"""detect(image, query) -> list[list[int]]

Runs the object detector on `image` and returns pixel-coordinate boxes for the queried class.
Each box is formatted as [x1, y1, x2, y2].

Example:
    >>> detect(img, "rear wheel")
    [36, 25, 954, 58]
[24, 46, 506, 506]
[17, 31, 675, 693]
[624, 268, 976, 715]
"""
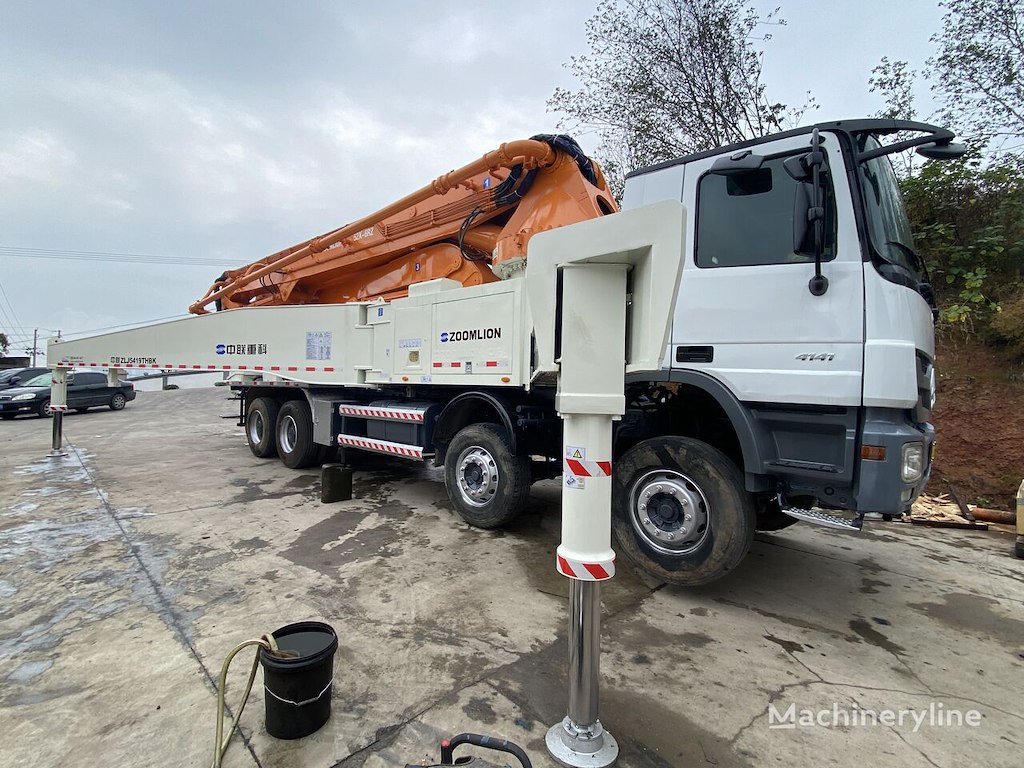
[444, 423, 530, 529]
[276, 400, 320, 469]
[612, 436, 754, 586]
[246, 397, 280, 458]
[109, 392, 127, 411]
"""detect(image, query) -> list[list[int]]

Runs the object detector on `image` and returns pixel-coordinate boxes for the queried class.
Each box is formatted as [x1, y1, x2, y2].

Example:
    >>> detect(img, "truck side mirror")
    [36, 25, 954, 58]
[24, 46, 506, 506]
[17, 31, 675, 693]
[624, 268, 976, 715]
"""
[917, 141, 967, 160]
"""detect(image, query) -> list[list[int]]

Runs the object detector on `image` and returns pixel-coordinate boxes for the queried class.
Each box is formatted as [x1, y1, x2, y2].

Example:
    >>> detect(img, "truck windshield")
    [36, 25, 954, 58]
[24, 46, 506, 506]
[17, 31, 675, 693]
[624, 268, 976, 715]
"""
[858, 137, 921, 282]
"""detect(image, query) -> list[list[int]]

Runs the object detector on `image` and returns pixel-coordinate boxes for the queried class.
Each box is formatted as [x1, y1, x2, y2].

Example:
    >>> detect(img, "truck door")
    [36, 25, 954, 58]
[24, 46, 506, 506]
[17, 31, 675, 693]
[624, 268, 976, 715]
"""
[671, 132, 864, 407]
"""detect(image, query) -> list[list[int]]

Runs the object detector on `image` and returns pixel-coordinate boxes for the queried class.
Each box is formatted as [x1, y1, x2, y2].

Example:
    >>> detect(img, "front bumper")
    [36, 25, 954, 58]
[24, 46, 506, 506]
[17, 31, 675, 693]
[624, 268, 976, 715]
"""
[855, 409, 934, 514]
[0, 401, 41, 416]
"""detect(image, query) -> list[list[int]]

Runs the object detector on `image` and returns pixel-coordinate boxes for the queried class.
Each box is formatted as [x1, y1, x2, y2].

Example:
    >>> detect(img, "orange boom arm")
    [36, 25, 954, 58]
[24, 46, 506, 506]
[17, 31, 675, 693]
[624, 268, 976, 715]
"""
[189, 135, 617, 315]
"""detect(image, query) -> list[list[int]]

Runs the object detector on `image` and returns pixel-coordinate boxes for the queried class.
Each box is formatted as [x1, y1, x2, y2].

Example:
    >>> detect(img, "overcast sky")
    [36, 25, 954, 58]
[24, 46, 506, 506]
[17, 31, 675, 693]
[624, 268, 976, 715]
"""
[0, 0, 948, 360]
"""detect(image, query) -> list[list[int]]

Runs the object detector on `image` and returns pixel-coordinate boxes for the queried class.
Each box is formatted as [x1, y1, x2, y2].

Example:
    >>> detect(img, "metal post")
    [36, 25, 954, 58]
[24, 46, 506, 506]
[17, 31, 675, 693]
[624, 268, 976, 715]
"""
[50, 410, 65, 456]
[567, 579, 601, 726]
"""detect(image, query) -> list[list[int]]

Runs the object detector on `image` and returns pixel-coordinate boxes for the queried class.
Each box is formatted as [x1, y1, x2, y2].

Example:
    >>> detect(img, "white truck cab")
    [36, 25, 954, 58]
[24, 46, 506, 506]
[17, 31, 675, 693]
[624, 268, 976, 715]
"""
[618, 120, 954, 545]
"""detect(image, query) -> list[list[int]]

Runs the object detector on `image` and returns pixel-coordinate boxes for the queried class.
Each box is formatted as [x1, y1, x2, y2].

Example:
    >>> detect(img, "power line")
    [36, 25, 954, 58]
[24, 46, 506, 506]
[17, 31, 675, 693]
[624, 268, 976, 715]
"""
[0, 245, 241, 268]
[0, 280, 22, 333]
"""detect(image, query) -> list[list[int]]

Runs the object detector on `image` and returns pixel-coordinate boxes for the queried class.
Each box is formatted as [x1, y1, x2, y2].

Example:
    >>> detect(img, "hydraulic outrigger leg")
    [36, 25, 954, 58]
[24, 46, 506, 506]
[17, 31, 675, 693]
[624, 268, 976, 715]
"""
[545, 264, 628, 768]
[49, 367, 68, 457]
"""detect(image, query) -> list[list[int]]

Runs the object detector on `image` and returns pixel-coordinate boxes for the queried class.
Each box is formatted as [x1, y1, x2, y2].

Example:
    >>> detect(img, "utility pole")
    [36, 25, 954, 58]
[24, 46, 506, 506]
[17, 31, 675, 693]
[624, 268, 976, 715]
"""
[31, 328, 38, 365]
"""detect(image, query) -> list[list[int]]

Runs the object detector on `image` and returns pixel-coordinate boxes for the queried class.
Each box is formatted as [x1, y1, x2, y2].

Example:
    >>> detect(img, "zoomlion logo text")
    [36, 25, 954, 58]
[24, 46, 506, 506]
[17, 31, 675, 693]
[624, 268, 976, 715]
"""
[440, 328, 502, 343]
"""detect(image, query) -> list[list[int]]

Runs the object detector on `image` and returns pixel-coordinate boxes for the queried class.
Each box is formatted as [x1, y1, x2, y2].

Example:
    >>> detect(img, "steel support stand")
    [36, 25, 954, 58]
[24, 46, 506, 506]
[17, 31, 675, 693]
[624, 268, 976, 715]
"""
[48, 367, 68, 457]
[545, 264, 627, 768]
[49, 410, 66, 456]
[547, 579, 617, 767]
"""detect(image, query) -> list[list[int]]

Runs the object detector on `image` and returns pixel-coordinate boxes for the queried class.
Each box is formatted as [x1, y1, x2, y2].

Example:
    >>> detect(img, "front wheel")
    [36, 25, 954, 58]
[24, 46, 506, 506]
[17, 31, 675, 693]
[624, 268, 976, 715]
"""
[612, 437, 754, 586]
[37, 399, 52, 418]
[444, 424, 531, 529]
[275, 400, 320, 469]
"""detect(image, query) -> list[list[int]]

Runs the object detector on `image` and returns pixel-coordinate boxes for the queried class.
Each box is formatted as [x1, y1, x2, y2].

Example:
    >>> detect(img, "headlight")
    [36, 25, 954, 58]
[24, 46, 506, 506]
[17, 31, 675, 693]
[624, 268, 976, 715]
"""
[12, 393, 36, 401]
[901, 442, 925, 483]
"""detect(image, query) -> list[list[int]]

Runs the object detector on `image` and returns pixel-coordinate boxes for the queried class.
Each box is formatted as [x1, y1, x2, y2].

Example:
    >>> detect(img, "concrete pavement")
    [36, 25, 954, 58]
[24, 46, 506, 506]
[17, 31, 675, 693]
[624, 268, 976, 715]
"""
[1, 387, 1022, 767]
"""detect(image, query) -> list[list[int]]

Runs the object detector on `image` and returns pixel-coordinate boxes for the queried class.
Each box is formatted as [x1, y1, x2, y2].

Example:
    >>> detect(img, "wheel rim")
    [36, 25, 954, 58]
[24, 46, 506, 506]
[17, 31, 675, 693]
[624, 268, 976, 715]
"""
[455, 445, 499, 508]
[113, 394, 125, 408]
[249, 410, 265, 445]
[41, 401, 52, 416]
[279, 414, 298, 454]
[628, 469, 710, 555]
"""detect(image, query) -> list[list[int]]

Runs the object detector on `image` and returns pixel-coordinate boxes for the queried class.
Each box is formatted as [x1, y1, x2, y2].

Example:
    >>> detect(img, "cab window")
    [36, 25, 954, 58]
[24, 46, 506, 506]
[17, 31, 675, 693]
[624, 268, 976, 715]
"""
[696, 154, 836, 268]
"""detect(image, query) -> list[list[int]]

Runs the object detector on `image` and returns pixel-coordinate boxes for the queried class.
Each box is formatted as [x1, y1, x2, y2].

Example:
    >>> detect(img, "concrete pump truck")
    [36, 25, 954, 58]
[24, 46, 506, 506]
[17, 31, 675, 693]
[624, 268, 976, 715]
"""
[48, 121, 965, 586]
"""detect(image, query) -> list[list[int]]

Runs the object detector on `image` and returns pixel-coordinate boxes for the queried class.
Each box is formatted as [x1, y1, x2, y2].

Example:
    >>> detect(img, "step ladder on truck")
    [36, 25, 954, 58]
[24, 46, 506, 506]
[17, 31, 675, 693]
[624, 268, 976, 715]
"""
[48, 121, 965, 589]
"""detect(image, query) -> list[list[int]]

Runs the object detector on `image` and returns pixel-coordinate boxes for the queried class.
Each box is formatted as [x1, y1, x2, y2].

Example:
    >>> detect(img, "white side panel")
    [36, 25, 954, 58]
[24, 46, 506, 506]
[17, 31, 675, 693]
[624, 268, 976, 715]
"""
[862, 264, 933, 408]
[671, 132, 865, 406]
[389, 279, 527, 387]
[49, 304, 374, 386]
[621, 164, 685, 210]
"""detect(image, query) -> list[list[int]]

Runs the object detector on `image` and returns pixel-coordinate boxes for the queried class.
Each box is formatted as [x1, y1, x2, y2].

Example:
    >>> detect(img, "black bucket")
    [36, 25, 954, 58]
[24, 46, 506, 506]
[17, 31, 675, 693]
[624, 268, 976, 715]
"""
[260, 621, 338, 739]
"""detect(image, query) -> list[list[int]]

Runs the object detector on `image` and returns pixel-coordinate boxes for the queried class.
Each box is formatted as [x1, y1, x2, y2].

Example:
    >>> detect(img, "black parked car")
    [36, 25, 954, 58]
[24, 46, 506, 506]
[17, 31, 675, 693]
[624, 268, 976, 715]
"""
[0, 371, 136, 419]
[0, 367, 50, 391]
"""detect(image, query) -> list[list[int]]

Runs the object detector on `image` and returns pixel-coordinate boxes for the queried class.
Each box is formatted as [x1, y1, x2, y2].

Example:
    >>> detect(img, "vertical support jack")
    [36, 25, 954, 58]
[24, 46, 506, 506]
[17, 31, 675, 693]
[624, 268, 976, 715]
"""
[48, 367, 68, 457]
[546, 580, 618, 767]
[545, 264, 628, 768]
[49, 410, 67, 457]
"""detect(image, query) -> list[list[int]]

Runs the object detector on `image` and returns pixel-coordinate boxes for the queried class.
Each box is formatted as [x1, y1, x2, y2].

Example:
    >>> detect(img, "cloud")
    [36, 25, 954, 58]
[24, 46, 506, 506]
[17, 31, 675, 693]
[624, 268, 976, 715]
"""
[0, 1, 601, 338]
[0, 130, 77, 189]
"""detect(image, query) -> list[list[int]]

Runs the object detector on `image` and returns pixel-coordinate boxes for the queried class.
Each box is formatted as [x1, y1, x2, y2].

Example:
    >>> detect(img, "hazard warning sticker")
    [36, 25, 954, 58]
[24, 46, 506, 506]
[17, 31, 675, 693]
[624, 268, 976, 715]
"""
[566, 445, 586, 460]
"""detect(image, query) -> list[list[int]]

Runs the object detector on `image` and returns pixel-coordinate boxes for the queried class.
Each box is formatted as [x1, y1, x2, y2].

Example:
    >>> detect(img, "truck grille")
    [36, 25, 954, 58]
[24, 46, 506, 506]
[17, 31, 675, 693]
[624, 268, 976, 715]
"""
[916, 351, 935, 418]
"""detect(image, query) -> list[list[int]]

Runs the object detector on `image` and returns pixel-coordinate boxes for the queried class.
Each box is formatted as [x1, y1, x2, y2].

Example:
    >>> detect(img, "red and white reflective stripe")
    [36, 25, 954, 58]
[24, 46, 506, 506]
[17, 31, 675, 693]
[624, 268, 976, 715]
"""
[556, 555, 615, 581]
[563, 458, 612, 477]
[337, 434, 424, 459]
[49, 404, 69, 412]
[55, 362, 342, 372]
[338, 405, 425, 422]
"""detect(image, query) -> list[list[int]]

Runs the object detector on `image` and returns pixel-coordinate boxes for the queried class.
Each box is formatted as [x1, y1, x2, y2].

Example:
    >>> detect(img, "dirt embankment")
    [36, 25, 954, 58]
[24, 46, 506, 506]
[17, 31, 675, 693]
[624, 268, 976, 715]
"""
[928, 337, 1024, 510]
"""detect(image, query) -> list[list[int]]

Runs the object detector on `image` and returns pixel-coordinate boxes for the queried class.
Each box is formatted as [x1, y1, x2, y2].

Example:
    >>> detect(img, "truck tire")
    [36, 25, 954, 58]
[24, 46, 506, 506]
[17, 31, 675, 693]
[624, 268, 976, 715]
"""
[247, 397, 280, 458]
[612, 436, 755, 586]
[444, 423, 531, 529]
[275, 400, 320, 469]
